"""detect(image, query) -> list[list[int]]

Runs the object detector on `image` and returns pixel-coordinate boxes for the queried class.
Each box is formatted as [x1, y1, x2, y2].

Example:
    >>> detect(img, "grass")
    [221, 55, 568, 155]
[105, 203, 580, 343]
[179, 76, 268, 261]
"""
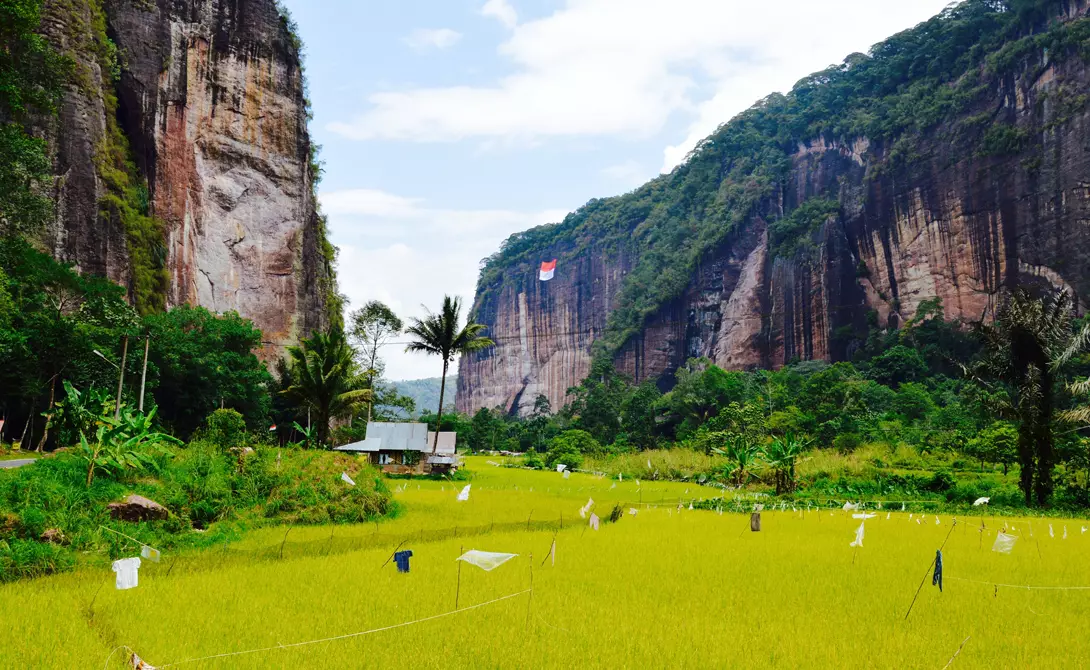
[3, 456, 1090, 668]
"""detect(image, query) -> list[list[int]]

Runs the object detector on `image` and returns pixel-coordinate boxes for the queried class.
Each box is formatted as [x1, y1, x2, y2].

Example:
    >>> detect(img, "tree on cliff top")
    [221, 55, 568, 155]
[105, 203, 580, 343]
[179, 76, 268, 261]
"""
[405, 296, 494, 452]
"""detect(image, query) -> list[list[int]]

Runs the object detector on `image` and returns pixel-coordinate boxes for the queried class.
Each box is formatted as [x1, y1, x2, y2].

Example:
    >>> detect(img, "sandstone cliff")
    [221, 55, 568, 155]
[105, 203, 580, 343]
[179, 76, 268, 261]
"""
[39, 0, 331, 358]
[458, 0, 1090, 416]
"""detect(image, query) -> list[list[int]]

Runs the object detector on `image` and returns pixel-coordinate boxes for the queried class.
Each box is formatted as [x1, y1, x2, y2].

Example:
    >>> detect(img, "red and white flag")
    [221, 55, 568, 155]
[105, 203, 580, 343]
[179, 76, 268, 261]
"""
[539, 259, 557, 281]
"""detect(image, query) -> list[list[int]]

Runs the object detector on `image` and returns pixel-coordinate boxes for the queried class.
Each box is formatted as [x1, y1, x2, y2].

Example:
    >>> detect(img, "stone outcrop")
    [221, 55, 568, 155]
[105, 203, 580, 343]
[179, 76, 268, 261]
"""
[39, 0, 330, 358]
[107, 494, 169, 522]
[457, 5, 1090, 417]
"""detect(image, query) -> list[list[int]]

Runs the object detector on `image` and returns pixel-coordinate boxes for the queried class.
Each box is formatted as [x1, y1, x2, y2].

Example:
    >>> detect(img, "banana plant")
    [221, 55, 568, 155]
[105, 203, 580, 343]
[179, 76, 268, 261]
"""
[714, 434, 762, 487]
[78, 406, 181, 487]
[764, 432, 811, 495]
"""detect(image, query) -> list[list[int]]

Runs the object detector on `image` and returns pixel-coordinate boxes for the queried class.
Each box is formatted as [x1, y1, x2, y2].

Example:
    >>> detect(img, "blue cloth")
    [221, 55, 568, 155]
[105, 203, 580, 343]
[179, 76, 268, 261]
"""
[394, 550, 413, 573]
[932, 549, 943, 592]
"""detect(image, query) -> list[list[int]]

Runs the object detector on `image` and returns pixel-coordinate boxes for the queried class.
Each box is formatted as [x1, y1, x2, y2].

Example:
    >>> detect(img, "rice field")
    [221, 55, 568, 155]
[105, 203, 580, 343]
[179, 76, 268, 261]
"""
[3, 456, 1090, 668]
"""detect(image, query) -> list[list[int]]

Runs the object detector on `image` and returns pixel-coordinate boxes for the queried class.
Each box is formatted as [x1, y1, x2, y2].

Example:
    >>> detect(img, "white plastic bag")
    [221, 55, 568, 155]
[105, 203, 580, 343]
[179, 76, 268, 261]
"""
[579, 498, 594, 519]
[992, 532, 1017, 554]
[843, 502, 860, 512]
[852, 513, 876, 520]
[589, 513, 600, 530]
[850, 522, 865, 548]
[341, 472, 355, 486]
[973, 497, 990, 506]
[556, 464, 566, 473]
[456, 550, 518, 571]
[457, 485, 471, 501]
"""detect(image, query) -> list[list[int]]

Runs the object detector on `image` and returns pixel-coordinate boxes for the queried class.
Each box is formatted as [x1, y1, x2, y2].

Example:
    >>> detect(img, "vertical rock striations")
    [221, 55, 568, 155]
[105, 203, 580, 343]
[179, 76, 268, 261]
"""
[458, 2, 1090, 416]
[39, 0, 331, 359]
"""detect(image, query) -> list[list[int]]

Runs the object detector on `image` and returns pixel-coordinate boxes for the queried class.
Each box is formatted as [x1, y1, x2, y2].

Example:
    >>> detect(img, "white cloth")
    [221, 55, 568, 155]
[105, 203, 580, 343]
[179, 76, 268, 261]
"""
[456, 550, 518, 571]
[457, 485, 471, 501]
[112, 557, 141, 590]
[886, 512, 890, 520]
[688, 503, 693, 511]
[1050, 524, 1055, 538]
[850, 522, 865, 547]
[635, 479, 640, 487]
[843, 502, 860, 512]
[852, 513, 876, 519]
[619, 473, 622, 481]
[935, 517, 941, 525]
[556, 464, 567, 473]
[579, 498, 594, 519]
[563, 471, 570, 479]
[589, 513, 600, 531]
[1064, 526, 1068, 540]
[647, 459, 652, 469]
[609, 482, 616, 489]
[131, 652, 156, 669]
[341, 472, 356, 486]
[629, 508, 638, 516]
[140, 545, 160, 563]
[973, 497, 990, 506]
[993, 532, 1017, 554]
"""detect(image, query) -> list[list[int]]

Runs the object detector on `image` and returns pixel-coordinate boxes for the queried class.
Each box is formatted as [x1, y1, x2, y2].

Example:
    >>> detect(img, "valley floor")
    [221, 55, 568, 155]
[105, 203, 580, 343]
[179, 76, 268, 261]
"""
[3, 456, 1089, 668]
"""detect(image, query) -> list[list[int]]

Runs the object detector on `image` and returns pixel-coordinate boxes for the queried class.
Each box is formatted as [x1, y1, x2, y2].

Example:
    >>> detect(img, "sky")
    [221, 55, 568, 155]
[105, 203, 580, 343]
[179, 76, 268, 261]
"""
[279, 0, 954, 381]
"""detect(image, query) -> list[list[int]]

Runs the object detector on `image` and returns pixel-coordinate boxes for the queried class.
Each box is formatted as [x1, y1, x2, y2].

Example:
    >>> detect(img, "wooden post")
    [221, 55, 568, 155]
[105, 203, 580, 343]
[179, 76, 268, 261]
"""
[750, 512, 762, 532]
[455, 544, 463, 609]
[138, 335, 150, 412]
[114, 336, 129, 420]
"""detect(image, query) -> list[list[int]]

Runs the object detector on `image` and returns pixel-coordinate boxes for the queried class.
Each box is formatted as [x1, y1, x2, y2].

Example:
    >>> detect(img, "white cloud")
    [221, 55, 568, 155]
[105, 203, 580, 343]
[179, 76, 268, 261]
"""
[322, 188, 568, 380]
[329, 0, 952, 170]
[404, 28, 463, 51]
[481, 0, 518, 29]
[601, 160, 650, 189]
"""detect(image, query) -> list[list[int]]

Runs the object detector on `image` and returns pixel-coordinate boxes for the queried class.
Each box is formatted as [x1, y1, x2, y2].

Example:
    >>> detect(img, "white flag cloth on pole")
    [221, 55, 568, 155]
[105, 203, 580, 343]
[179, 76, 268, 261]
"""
[1064, 526, 1068, 539]
[635, 479, 640, 487]
[629, 508, 638, 515]
[647, 459, 652, 469]
[935, 517, 941, 525]
[579, 498, 594, 519]
[457, 485, 471, 501]
[589, 513, 600, 530]
[886, 512, 890, 520]
[131, 652, 157, 669]
[850, 522, 865, 547]
[341, 472, 356, 487]
[548, 539, 556, 566]
[992, 532, 1017, 554]
[901, 503, 906, 511]
[457, 550, 518, 571]
[852, 513, 876, 519]
[556, 464, 567, 473]
[1050, 524, 1055, 538]
[973, 497, 990, 506]
[688, 503, 693, 510]
[619, 473, 623, 481]
[563, 470, 570, 479]
[140, 545, 161, 563]
[843, 502, 860, 512]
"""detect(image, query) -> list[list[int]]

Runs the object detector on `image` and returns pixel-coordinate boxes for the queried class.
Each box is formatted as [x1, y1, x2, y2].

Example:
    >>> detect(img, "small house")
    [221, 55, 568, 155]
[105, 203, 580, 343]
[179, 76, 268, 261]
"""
[334, 422, 460, 474]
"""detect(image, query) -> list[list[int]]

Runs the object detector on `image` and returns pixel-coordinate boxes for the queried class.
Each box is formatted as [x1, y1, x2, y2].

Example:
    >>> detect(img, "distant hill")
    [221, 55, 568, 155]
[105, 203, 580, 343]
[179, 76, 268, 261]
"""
[388, 377, 456, 417]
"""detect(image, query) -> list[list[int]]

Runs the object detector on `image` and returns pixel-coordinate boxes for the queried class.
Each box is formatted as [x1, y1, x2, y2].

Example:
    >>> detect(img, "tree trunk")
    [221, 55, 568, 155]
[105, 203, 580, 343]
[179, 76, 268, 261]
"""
[433, 359, 448, 453]
[36, 377, 57, 453]
[367, 344, 379, 424]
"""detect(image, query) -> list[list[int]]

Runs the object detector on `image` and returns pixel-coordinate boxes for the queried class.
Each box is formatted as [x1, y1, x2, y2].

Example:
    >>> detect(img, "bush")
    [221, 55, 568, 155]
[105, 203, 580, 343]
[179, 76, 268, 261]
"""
[524, 451, 544, 469]
[204, 409, 248, 451]
[926, 470, 957, 493]
[833, 433, 862, 454]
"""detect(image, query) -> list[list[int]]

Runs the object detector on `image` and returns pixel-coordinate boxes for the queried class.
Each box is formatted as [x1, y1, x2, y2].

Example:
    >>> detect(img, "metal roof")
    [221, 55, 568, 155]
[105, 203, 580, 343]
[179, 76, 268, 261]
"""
[333, 423, 457, 454]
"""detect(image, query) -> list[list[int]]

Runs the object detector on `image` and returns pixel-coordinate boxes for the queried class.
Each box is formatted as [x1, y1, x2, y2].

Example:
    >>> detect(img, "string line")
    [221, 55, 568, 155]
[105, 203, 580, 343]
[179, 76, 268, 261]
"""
[143, 588, 532, 668]
[947, 576, 1090, 591]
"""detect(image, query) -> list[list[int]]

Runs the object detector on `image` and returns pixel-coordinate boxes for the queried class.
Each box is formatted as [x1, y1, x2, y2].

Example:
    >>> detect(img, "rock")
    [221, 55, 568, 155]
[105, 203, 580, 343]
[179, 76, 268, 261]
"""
[38, 0, 331, 362]
[458, 6, 1090, 416]
[40, 528, 66, 544]
[107, 495, 169, 522]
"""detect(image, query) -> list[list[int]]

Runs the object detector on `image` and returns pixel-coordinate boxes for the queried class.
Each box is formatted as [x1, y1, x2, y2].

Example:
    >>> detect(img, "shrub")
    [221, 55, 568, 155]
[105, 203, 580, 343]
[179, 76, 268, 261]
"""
[204, 409, 248, 450]
[833, 433, 862, 454]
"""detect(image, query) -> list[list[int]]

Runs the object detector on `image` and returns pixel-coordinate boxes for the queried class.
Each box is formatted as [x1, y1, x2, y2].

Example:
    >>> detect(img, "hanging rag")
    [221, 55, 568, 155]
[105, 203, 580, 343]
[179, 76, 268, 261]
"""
[131, 652, 157, 669]
[932, 550, 943, 592]
[140, 545, 160, 563]
[850, 522, 865, 548]
[589, 513, 600, 531]
[394, 550, 413, 573]
[457, 485, 471, 501]
[457, 550, 518, 571]
[341, 472, 356, 486]
[112, 557, 141, 590]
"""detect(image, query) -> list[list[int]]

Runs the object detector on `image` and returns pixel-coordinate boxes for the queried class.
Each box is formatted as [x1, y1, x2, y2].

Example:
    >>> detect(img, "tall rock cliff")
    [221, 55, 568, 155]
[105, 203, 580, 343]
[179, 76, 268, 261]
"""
[458, 0, 1090, 416]
[38, 0, 332, 358]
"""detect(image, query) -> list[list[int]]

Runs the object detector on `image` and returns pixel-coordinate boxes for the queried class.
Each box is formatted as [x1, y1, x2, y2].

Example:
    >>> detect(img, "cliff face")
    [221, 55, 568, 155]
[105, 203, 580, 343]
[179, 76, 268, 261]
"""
[458, 2, 1090, 416]
[39, 0, 330, 358]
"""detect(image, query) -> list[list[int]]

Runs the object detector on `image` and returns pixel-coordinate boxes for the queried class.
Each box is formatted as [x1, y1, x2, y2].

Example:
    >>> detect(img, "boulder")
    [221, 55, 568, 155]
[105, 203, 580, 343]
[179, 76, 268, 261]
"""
[108, 495, 169, 522]
[40, 528, 66, 544]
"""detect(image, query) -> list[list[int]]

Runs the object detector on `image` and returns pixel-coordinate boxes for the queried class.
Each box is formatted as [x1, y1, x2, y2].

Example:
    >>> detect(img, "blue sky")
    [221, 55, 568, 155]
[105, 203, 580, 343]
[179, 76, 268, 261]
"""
[279, 0, 953, 381]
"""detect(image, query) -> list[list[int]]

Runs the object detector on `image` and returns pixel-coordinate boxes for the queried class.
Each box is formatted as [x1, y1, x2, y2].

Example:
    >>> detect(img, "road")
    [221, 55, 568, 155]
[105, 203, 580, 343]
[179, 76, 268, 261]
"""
[0, 458, 35, 469]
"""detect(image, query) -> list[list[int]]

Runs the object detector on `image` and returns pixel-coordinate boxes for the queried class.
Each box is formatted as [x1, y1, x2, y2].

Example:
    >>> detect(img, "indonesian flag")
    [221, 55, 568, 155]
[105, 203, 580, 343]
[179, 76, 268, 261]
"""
[539, 259, 557, 281]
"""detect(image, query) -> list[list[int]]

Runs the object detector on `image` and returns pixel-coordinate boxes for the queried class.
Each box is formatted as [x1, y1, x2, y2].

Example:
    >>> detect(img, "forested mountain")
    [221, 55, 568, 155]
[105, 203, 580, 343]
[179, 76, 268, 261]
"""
[457, 0, 1090, 417]
[388, 377, 457, 418]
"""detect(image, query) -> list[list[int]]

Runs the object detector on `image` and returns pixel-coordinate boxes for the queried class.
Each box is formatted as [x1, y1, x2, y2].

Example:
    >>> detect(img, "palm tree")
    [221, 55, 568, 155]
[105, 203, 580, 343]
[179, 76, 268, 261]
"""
[974, 289, 1090, 506]
[405, 296, 494, 452]
[282, 327, 371, 448]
